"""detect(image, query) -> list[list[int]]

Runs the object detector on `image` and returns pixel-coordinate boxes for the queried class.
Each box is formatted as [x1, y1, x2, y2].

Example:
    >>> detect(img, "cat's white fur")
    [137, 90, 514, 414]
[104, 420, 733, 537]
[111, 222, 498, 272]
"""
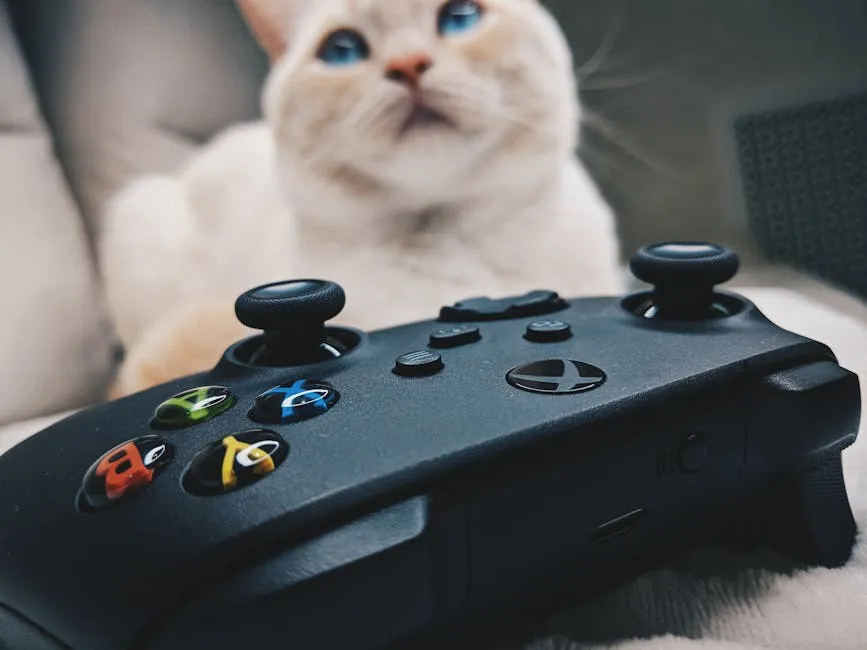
[98, 0, 624, 395]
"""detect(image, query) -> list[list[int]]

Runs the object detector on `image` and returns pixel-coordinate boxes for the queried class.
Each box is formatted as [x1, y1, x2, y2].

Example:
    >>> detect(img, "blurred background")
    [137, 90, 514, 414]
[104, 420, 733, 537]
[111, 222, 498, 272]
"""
[1, 0, 866, 433]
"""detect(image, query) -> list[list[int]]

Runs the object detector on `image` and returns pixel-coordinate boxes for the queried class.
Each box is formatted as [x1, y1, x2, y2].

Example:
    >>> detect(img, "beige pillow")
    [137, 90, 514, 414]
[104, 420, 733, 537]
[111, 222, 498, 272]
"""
[0, 2, 115, 425]
[24, 0, 269, 234]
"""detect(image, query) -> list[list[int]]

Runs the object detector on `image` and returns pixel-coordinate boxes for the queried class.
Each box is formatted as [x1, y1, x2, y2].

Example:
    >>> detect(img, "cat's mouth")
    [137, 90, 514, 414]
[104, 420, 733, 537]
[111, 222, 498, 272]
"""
[398, 104, 456, 137]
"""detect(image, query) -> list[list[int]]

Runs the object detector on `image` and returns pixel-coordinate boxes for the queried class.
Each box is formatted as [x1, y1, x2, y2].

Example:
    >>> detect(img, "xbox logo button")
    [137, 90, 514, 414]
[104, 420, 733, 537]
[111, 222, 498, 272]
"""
[507, 359, 606, 395]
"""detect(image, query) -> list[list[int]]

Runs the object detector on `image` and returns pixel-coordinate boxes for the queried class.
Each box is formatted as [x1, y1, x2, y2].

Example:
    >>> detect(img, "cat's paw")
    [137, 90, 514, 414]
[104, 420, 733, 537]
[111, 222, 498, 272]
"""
[108, 300, 253, 399]
[100, 173, 201, 349]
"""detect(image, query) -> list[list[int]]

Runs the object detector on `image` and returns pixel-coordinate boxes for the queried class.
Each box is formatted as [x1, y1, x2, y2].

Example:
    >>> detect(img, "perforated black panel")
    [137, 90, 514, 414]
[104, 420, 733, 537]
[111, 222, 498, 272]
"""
[735, 92, 867, 298]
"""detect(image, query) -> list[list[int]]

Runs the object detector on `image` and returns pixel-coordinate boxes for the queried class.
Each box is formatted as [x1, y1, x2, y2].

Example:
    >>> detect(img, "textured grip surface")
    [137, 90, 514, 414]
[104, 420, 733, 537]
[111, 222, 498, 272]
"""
[234, 279, 346, 330]
[629, 242, 740, 287]
[774, 453, 857, 568]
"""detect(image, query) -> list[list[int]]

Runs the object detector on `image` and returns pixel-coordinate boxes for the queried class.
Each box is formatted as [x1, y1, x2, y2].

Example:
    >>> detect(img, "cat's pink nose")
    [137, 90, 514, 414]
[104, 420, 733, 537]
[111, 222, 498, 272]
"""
[385, 52, 433, 88]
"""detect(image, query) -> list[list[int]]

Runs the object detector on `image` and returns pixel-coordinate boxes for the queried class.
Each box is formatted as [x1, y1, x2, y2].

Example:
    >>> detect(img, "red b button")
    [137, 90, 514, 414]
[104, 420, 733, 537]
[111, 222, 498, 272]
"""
[79, 436, 173, 511]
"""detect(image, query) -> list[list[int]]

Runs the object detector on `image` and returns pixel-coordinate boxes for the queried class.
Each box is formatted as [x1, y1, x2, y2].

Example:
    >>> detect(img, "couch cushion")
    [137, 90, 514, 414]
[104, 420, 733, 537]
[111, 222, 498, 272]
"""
[0, 410, 74, 457]
[16, 0, 270, 234]
[0, 1, 115, 425]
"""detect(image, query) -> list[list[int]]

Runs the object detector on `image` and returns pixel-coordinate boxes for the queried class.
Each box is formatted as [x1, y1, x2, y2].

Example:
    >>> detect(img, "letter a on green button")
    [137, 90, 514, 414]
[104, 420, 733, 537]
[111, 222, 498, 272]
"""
[151, 386, 236, 430]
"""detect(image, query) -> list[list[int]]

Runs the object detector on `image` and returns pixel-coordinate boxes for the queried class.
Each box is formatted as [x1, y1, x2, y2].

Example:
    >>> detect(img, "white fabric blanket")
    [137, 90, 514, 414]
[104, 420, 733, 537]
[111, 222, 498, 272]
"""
[1, 266, 866, 650]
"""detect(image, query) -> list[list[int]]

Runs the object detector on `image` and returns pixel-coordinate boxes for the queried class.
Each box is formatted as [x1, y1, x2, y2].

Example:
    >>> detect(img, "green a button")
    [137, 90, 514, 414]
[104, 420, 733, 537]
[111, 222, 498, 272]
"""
[151, 386, 236, 430]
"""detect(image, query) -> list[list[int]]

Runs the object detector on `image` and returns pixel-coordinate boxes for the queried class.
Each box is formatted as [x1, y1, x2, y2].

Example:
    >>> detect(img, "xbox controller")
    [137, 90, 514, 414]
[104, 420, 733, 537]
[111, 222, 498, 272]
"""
[0, 243, 860, 650]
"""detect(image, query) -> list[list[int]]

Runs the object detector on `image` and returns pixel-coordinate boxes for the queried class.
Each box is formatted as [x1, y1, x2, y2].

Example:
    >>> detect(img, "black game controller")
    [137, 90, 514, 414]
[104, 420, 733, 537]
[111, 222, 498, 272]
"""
[0, 242, 861, 650]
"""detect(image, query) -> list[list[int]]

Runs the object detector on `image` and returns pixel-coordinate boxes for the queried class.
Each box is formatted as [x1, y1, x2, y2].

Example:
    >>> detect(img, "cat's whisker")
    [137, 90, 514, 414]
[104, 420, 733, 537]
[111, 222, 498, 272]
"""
[331, 94, 408, 148]
[365, 99, 410, 137]
[427, 81, 495, 102]
[491, 99, 552, 134]
[426, 80, 500, 107]
[575, 3, 626, 80]
[429, 93, 487, 117]
[431, 82, 503, 109]
[578, 143, 625, 180]
[344, 93, 399, 131]
[581, 109, 678, 177]
[498, 113, 542, 136]
[579, 69, 664, 92]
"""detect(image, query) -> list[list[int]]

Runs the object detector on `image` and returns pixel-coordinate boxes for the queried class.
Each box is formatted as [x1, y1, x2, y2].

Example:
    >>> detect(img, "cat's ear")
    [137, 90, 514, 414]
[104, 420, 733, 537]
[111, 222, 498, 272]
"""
[236, 0, 298, 63]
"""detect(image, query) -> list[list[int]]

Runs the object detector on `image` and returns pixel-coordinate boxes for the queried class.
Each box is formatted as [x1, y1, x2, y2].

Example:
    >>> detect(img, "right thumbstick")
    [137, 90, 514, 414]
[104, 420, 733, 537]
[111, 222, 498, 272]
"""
[629, 242, 740, 320]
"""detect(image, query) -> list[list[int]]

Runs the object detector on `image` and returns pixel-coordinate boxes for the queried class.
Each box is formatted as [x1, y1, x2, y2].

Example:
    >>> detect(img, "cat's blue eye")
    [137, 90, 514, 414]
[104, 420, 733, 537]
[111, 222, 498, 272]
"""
[438, 0, 484, 36]
[317, 29, 370, 66]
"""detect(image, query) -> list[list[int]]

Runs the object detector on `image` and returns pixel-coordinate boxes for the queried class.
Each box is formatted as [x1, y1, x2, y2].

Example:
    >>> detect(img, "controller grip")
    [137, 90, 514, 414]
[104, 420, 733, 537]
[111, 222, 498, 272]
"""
[772, 452, 858, 568]
[740, 360, 861, 568]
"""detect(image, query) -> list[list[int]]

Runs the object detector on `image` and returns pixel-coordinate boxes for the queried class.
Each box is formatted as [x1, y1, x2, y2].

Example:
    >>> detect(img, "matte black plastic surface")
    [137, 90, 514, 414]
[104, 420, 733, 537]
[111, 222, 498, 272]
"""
[0, 605, 66, 650]
[0, 245, 860, 650]
[438, 289, 568, 321]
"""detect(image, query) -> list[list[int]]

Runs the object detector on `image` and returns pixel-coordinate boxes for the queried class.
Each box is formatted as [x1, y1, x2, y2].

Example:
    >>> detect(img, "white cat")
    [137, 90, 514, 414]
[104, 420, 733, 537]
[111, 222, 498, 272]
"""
[98, 0, 624, 397]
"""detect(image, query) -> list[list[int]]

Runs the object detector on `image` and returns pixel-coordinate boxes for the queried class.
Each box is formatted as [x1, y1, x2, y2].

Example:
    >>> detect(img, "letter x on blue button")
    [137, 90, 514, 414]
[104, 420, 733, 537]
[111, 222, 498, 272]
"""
[249, 379, 340, 425]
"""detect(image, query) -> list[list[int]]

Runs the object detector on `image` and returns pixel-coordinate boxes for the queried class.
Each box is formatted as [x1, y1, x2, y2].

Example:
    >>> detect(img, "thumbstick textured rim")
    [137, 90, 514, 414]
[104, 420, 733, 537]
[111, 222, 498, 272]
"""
[235, 279, 346, 331]
[630, 242, 739, 287]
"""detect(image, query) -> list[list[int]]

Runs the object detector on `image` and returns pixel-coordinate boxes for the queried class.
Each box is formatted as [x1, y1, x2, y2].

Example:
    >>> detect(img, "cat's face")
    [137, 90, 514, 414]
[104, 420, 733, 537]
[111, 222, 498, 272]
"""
[264, 0, 579, 194]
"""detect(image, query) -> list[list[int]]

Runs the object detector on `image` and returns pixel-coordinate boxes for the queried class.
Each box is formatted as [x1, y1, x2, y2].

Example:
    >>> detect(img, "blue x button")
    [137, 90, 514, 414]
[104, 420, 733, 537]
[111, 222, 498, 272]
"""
[249, 379, 340, 425]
